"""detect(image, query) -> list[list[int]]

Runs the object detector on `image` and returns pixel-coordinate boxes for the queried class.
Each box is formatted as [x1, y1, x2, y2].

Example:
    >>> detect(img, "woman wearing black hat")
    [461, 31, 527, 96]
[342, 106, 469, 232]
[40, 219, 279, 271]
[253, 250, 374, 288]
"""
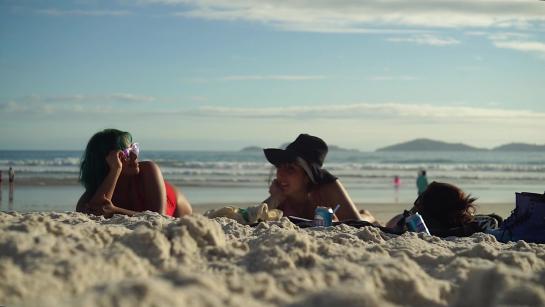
[262, 134, 365, 221]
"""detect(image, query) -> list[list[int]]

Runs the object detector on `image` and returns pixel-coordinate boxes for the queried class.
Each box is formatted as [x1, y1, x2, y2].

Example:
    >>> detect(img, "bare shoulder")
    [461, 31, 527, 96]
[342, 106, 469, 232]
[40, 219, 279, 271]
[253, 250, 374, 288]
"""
[311, 179, 344, 195]
[138, 161, 163, 182]
[138, 161, 162, 175]
[138, 160, 160, 171]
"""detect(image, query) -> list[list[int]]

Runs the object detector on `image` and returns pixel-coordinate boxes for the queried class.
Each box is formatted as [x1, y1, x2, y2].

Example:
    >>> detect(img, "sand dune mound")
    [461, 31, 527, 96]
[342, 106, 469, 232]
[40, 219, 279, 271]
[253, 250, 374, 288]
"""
[1, 212, 544, 306]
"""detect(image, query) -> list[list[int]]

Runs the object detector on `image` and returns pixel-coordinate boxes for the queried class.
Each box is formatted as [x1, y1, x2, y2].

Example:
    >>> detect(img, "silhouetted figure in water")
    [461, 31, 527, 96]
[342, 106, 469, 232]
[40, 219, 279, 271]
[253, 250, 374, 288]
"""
[0, 170, 3, 206]
[416, 170, 429, 196]
[8, 166, 15, 202]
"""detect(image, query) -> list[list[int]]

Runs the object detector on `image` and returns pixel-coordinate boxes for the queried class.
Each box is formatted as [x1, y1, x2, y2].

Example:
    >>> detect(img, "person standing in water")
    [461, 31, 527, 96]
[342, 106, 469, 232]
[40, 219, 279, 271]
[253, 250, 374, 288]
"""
[8, 166, 15, 202]
[0, 170, 3, 205]
[393, 175, 401, 203]
[416, 170, 429, 196]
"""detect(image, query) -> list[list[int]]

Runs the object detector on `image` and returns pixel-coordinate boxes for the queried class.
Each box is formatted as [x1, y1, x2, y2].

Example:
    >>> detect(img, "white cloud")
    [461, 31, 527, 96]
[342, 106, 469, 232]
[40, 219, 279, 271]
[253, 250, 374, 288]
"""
[187, 103, 545, 121]
[31, 93, 155, 103]
[492, 40, 545, 54]
[488, 31, 530, 41]
[36, 9, 132, 16]
[366, 76, 420, 81]
[488, 32, 545, 57]
[4, 96, 545, 127]
[157, 0, 545, 32]
[386, 34, 460, 46]
[220, 75, 326, 81]
[0, 93, 157, 114]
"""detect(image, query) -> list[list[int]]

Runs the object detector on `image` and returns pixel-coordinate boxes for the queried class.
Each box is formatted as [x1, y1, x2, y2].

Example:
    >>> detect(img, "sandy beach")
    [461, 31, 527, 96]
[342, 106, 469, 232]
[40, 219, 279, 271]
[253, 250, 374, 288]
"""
[193, 202, 516, 227]
[1, 207, 544, 307]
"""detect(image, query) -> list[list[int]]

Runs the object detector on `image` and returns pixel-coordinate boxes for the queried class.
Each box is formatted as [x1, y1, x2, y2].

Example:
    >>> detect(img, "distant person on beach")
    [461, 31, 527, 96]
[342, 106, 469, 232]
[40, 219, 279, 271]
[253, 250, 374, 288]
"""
[8, 166, 15, 201]
[76, 129, 192, 217]
[8, 167, 14, 183]
[262, 134, 370, 222]
[393, 175, 401, 189]
[416, 170, 428, 195]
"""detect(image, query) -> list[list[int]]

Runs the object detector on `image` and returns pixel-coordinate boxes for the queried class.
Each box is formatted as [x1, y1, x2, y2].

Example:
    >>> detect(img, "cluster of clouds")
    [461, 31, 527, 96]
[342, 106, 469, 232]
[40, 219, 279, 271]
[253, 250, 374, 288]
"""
[0, 93, 156, 114]
[192, 103, 545, 122]
[29, 0, 545, 56]
[168, 0, 545, 55]
[2, 94, 544, 123]
[164, 0, 545, 29]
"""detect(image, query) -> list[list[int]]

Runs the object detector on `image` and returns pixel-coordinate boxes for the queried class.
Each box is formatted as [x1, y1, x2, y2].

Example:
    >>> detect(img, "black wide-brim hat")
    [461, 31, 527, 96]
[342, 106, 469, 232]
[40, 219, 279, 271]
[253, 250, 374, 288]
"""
[264, 134, 337, 184]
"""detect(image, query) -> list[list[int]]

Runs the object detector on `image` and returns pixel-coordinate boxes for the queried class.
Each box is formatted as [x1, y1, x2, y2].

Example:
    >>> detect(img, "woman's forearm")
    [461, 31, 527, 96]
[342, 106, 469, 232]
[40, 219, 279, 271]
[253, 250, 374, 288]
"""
[88, 168, 121, 206]
[111, 206, 137, 216]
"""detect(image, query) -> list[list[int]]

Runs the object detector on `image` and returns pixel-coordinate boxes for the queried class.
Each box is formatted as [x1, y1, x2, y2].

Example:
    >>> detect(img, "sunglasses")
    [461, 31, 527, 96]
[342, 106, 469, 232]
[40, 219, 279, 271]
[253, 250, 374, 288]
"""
[121, 143, 140, 160]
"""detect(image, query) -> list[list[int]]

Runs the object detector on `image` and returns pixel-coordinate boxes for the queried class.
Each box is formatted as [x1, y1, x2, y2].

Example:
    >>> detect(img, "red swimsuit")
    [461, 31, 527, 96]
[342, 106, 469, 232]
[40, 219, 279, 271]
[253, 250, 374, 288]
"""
[164, 180, 178, 217]
[131, 180, 178, 217]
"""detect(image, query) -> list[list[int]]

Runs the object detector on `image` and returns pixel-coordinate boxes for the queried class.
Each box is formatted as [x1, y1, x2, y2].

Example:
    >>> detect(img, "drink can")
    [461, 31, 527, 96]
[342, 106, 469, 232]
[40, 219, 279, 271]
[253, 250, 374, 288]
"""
[405, 213, 430, 235]
[314, 207, 333, 227]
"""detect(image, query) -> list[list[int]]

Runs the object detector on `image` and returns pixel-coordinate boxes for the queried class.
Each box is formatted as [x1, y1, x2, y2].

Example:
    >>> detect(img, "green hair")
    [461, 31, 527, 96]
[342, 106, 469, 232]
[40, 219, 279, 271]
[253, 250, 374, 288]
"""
[79, 129, 132, 194]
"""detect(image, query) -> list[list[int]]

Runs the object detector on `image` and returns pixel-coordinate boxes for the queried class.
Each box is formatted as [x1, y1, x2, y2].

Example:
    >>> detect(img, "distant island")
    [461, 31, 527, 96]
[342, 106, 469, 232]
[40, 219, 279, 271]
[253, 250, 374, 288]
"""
[240, 146, 263, 152]
[492, 143, 545, 151]
[240, 144, 360, 152]
[377, 138, 545, 152]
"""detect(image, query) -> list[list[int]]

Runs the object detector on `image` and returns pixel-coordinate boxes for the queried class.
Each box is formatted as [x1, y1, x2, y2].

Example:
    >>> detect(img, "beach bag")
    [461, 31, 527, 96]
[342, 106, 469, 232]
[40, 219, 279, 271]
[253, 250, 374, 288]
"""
[488, 192, 545, 243]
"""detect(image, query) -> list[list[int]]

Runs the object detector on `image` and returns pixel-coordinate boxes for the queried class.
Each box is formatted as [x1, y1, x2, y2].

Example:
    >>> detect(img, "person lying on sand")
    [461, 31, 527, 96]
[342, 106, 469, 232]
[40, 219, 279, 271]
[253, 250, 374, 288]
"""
[262, 134, 371, 222]
[76, 129, 192, 218]
[382, 181, 499, 237]
[376, 181, 545, 243]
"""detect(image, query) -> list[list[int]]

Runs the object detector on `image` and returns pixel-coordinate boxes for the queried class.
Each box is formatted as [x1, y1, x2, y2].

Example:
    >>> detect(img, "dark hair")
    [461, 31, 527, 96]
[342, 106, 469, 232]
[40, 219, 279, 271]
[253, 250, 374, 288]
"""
[415, 181, 476, 227]
[79, 129, 132, 194]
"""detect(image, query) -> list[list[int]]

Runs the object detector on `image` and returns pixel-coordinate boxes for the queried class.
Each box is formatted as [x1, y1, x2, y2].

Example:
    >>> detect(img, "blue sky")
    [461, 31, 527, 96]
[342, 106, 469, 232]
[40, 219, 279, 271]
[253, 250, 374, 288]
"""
[1, 0, 545, 150]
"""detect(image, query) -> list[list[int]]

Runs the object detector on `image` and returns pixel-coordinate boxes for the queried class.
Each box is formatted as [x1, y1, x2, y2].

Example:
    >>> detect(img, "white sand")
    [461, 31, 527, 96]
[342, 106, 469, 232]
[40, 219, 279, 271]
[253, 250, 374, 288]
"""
[1, 211, 545, 307]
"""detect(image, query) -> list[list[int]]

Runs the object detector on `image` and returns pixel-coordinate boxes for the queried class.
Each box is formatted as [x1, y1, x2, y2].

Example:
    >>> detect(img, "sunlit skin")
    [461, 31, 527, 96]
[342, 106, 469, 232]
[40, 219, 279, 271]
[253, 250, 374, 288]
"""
[265, 162, 368, 221]
[274, 163, 310, 199]
[268, 163, 314, 218]
[77, 143, 192, 217]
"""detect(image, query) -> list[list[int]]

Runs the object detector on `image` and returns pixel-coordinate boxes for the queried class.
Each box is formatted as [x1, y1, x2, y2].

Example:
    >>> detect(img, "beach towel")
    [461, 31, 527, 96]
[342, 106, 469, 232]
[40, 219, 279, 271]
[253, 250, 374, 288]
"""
[204, 203, 283, 225]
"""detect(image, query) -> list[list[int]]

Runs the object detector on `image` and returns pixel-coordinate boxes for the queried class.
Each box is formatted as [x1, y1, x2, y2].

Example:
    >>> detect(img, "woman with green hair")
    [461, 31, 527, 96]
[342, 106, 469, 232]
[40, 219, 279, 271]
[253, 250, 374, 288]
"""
[76, 129, 192, 217]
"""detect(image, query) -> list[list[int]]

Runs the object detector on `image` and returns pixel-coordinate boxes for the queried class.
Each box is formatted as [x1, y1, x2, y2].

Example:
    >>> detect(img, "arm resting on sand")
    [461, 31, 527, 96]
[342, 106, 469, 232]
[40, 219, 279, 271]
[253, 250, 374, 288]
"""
[77, 193, 138, 217]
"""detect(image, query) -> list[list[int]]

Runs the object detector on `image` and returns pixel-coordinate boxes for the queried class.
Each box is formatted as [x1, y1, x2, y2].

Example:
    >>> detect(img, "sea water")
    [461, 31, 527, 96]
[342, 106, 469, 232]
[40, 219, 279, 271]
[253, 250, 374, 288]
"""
[1, 150, 544, 212]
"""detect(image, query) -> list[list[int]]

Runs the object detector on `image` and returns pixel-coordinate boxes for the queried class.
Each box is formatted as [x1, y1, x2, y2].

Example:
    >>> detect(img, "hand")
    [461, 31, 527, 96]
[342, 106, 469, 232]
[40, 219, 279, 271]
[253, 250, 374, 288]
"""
[268, 179, 286, 203]
[105, 150, 123, 172]
[101, 195, 117, 217]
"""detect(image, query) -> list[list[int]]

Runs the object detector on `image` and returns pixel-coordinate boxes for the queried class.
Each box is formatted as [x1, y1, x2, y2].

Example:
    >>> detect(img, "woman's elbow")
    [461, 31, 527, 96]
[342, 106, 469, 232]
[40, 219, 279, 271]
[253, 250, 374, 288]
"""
[177, 199, 192, 217]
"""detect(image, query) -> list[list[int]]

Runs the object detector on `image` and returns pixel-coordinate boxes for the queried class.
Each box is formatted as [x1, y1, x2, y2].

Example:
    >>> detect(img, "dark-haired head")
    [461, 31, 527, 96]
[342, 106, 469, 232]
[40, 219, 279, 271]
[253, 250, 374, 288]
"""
[414, 181, 476, 227]
[79, 129, 132, 194]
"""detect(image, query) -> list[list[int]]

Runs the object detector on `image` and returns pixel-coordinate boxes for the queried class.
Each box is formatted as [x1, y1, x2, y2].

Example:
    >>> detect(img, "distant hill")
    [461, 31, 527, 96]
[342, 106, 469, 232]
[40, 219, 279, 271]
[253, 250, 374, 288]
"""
[240, 146, 262, 152]
[328, 145, 360, 152]
[376, 139, 485, 152]
[241, 144, 359, 152]
[492, 143, 545, 151]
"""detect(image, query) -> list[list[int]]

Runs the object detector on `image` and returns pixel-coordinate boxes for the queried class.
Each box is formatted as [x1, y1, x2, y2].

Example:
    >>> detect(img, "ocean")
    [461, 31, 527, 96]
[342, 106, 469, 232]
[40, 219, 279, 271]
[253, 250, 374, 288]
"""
[0, 150, 544, 212]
